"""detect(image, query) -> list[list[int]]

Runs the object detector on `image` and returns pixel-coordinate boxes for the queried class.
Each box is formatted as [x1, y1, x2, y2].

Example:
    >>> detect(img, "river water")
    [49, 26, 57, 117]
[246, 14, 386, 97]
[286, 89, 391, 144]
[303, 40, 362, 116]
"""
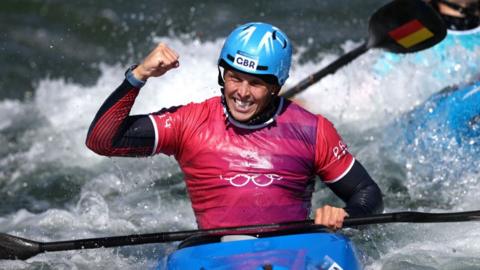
[1, 0, 480, 269]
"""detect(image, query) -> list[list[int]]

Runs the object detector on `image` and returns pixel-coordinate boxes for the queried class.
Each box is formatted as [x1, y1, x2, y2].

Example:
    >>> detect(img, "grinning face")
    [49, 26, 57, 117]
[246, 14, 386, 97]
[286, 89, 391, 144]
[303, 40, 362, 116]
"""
[223, 69, 279, 122]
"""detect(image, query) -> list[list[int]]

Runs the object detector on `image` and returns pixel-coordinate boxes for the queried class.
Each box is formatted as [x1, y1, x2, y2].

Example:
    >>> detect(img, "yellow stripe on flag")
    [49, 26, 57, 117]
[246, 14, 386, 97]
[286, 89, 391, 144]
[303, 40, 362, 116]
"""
[396, 27, 434, 48]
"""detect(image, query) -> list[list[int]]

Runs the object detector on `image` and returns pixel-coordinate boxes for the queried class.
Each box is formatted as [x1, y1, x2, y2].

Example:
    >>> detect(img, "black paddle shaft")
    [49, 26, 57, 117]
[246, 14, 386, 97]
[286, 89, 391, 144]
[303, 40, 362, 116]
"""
[281, 43, 368, 99]
[344, 210, 480, 226]
[0, 220, 312, 260]
[2, 210, 480, 260]
[0, 231, 196, 260]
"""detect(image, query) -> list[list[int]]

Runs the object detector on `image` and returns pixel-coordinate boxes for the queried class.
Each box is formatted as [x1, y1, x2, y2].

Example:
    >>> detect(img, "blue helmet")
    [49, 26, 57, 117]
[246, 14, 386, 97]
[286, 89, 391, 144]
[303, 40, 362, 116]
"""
[218, 22, 292, 86]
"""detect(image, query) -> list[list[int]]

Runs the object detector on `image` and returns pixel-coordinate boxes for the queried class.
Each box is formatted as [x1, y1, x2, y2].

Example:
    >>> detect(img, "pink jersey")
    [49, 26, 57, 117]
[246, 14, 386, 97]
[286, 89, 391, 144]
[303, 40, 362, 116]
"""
[149, 96, 354, 229]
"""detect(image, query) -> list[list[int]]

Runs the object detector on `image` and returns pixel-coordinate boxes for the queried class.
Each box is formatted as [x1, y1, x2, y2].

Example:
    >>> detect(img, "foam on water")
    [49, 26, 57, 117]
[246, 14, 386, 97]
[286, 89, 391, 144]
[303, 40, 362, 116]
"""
[0, 36, 479, 269]
[365, 222, 480, 270]
[294, 41, 480, 130]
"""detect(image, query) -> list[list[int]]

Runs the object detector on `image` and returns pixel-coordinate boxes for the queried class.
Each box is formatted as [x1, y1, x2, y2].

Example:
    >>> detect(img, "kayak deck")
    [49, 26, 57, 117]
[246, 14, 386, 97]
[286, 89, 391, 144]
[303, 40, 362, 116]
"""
[165, 232, 361, 270]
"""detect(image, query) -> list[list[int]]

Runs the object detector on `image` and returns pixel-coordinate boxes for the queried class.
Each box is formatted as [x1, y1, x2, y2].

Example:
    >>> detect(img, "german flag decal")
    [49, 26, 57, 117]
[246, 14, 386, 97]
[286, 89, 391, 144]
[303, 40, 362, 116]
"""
[388, 19, 434, 48]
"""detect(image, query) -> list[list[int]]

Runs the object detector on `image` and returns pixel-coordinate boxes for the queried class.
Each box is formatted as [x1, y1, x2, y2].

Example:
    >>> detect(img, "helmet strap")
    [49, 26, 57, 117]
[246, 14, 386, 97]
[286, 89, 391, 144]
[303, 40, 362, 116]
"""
[217, 66, 225, 87]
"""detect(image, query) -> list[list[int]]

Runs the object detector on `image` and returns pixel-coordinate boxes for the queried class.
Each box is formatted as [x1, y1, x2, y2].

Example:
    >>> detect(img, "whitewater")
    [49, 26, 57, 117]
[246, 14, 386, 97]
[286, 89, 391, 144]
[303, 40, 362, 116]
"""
[0, 34, 479, 269]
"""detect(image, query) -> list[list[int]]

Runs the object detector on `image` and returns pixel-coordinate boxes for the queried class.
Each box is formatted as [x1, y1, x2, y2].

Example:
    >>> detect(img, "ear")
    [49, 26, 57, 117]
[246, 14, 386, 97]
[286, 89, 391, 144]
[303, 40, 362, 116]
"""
[271, 85, 281, 96]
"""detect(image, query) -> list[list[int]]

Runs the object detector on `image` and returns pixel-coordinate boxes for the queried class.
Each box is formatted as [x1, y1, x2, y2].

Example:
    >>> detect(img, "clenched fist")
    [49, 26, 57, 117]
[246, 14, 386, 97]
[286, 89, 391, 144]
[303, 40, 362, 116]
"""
[132, 43, 180, 81]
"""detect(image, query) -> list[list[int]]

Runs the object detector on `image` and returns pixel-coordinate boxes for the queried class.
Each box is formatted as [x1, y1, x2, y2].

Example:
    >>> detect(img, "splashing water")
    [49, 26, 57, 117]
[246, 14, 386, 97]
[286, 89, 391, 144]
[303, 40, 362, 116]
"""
[1, 29, 480, 270]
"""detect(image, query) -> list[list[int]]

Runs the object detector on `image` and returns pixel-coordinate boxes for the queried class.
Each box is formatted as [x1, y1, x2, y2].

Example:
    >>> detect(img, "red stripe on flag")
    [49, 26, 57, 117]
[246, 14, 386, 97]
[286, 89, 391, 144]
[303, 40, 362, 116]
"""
[388, 19, 425, 40]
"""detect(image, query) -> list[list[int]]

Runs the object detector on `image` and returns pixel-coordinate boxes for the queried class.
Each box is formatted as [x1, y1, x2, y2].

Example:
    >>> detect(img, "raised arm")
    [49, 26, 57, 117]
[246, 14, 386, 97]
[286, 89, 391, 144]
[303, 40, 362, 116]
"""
[86, 43, 180, 157]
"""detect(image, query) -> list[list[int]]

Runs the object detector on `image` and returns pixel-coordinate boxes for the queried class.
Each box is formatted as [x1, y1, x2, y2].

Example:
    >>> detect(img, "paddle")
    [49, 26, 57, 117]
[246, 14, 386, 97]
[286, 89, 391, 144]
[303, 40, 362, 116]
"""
[1, 209, 480, 260]
[281, 0, 447, 99]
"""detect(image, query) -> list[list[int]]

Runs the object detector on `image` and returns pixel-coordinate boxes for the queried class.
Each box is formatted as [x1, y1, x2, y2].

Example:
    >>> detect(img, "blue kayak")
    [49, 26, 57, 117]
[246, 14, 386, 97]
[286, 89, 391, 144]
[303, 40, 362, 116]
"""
[390, 79, 480, 153]
[385, 81, 480, 157]
[164, 232, 361, 270]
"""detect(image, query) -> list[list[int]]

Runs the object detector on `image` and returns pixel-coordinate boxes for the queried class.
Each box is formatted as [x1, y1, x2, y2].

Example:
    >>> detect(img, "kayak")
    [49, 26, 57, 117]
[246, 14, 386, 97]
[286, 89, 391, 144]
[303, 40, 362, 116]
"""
[384, 77, 480, 158]
[390, 79, 480, 153]
[163, 232, 362, 270]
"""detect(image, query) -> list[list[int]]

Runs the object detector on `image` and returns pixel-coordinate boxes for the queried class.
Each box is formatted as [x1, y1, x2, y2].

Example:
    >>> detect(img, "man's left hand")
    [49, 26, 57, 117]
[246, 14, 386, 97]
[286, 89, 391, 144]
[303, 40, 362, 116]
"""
[314, 205, 348, 231]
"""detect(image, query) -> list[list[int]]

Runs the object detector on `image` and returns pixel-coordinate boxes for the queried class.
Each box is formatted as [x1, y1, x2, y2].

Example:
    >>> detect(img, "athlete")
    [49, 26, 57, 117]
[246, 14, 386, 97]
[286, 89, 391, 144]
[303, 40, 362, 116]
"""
[86, 22, 383, 230]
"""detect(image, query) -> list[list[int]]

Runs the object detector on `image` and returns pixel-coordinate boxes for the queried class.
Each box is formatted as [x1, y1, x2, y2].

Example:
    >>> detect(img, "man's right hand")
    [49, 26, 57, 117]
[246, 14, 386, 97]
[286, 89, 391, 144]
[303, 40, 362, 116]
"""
[132, 43, 180, 81]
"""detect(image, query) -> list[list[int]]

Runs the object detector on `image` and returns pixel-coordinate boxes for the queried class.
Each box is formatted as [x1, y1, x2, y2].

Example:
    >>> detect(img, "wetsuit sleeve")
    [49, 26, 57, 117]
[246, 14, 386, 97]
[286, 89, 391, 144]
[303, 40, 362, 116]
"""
[85, 80, 156, 157]
[327, 160, 384, 217]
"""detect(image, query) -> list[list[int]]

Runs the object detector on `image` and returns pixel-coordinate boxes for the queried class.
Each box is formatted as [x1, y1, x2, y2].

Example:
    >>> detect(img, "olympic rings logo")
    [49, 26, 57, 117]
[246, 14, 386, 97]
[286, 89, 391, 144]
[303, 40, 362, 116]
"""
[220, 174, 283, 187]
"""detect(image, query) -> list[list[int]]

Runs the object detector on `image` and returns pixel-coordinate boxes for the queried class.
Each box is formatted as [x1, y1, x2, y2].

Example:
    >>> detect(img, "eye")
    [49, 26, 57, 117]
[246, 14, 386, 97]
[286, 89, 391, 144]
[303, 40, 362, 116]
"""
[250, 82, 262, 87]
[229, 75, 241, 83]
[250, 79, 266, 87]
[225, 72, 241, 83]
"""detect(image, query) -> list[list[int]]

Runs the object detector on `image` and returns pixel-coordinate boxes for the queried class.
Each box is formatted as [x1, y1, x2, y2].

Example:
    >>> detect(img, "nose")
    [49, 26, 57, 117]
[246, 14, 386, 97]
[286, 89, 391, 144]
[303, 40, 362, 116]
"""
[237, 81, 250, 98]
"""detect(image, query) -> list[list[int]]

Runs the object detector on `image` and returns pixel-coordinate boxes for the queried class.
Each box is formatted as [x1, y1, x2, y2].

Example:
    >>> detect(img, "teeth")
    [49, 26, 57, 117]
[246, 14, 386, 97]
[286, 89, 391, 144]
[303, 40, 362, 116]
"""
[234, 98, 252, 108]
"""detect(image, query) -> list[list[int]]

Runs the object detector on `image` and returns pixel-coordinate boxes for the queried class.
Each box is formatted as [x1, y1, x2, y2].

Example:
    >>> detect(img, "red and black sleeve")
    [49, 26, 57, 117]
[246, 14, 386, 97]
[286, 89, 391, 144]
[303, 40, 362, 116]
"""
[85, 80, 156, 157]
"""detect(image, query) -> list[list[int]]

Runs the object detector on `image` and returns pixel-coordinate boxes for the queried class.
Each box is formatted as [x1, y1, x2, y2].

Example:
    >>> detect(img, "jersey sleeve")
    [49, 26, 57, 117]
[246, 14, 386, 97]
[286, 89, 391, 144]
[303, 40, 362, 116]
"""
[149, 100, 209, 158]
[149, 106, 183, 156]
[314, 115, 355, 183]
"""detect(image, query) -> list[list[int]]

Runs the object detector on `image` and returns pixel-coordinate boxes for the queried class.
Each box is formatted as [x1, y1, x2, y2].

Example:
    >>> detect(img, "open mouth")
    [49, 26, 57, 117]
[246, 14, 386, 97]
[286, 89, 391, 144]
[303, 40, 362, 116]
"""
[233, 97, 255, 112]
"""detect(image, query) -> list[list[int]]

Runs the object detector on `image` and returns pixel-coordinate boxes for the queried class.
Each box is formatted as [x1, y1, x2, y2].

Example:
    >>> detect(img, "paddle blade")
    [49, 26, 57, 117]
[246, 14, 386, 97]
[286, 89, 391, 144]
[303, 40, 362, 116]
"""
[368, 0, 447, 53]
[0, 233, 41, 260]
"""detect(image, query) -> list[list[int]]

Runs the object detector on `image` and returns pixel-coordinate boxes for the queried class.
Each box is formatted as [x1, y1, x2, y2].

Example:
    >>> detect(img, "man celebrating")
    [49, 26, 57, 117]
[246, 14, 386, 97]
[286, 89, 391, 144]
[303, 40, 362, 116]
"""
[86, 22, 383, 230]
